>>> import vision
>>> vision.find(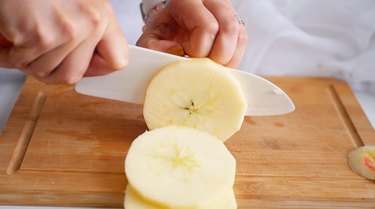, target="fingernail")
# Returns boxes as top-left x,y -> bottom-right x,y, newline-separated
166,45 -> 185,57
